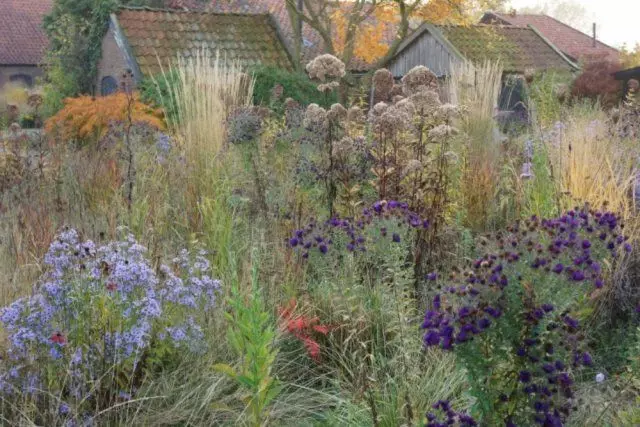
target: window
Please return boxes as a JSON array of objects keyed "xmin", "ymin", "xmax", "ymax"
[
  {"xmin": 101, "ymin": 76, "xmax": 118, "ymax": 96},
  {"xmin": 9, "ymin": 74, "xmax": 33, "ymax": 87}
]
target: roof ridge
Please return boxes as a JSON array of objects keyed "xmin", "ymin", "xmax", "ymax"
[
  {"xmin": 435, "ymin": 23, "xmax": 533, "ymax": 30},
  {"xmin": 118, "ymin": 5, "xmax": 271, "ymax": 18},
  {"xmin": 492, "ymin": 11, "xmax": 619, "ymax": 52}
]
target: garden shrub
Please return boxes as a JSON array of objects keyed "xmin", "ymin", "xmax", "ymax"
[
  {"xmin": 44, "ymin": 93, "xmax": 165, "ymax": 144},
  {"xmin": 0, "ymin": 228, "xmax": 220, "ymax": 422},
  {"xmin": 251, "ymin": 65, "xmax": 337, "ymax": 111},
  {"xmin": 571, "ymin": 61, "xmax": 622, "ymax": 109}
]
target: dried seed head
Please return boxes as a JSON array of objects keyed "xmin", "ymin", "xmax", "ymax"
[
  {"xmin": 328, "ymin": 103, "xmax": 348, "ymax": 123},
  {"xmin": 347, "ymin": 105, "xmax": 365, "ymax": 123},
  {"xmin": 306, "ymin": 54, "xmax": 346, "ymax": 82},
  {"xmin": 409, "ymin": 90, "xmax": 441, "ymax": 115},
  {"xmin": 402, "ymin": 65, "xmax": 438, "ymax": 95},
  {"xmin": 373, "ymin": 68, "xmax": 394, "ymax": 102},
  {"xmin": 303, "ymin": 103, "xmax": 328, "ymax": 130}
]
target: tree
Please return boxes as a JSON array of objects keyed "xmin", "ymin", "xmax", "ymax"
[
  {"xmin": 621, "ymin": 43, "xmax": 640, "ymax": 68},
  {"xmin": 285, "ymin": 0, "xmax": 510, "ymax": 70}
]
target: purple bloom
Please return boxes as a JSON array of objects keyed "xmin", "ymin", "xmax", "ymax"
[
  {"xmin": 424, "ymin": 330, "xmax": 440, "ymax": 346},
  {"xmin": 571, "ymin": 270, "xmax": 585, "ymax": 281},
  {"xmin": 519, "ymin": 370, "xmax": 532, "ymax": 383},
  {"xmin": 552, "ymin": 263, "xmax": 564, "ymax": 274},
  {"xmin": 426, "ymin": 272, "xmax": 438, "ymax": 281},
  {"xmin": 392, "ymin": 233, "xmax": 401, "ymax": 243}
]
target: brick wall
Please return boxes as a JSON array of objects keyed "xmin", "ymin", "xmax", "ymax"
[
  {"xmin": 0, "ymin": 65, "xmax": 43, "ymax": 89},
  {"xmin": 96, "ymin": 24, "xmax": 132, "ymax": 95}
]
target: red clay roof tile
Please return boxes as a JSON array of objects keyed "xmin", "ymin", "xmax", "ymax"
[
  {"xmin": 480, "ymin": 12, "xmax": 620, "ymax": 64},
  {"xmin": 116, "ymin": 8, "xmax": 292, "ymax": 75},
  {"xmin": 0, "ymin": 0, "xmax": 52, "ymax": 65}
]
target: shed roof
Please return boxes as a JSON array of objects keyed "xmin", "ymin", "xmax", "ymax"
[
  {"xmin": 613, "ymin": 66, "xmax": 640, "ymax": 81},
  {"xmin": 391, "ymin": 23, "xmax": 578, "ymax": 74},
  {"xmin": 480, "ymin": 12, "xmax": 620, "ymax": 64},
  {"xmin": 0, "ymin": 0, "xmax": 52, "ymax": 65},
  {"xmin": 114, "ymin": 7, "xmax": 292, "ymax": 76}
]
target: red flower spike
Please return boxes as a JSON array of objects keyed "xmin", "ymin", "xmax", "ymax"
[{"xmin": 106, "ymin": 282, "xmax": 118, "ymax": 292}]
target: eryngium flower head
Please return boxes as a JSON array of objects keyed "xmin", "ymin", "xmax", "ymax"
[
  {"xmin": 306, "ymin": 54, "xmax": 346, "ymax": 82},
  {"xmin": 401, "ymin": 65, "xmax": 438, "ymax": 96}
]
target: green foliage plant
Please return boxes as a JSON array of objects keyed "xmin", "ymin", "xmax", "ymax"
[{"xmin": 214, "ymin": 258, "xmax": 282, "ymax": 426}]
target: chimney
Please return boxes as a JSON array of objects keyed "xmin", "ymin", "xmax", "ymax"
[{"xmin": 592, "ymin": 22, "xmax": 597, "ymax": 47}]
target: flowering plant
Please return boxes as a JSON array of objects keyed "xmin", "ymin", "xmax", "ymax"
[
  {"xmin": 0, "ymin": 228, "xmax": 220, "ymax": 420},
  {"xmin": 421, "ymin": 209, "xmax": 631, "ymax": 425}
]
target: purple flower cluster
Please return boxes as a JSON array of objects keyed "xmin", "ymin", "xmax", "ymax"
[
  {"xmin": 420, "ymin": 208, "xmax": 628, "ymax": 426},
  {"xmin": 426, "ymin": 400, "xmax": 477, "ymax": 427},
  {"xmin": 0, "ymin": 228, "xmax": 220, "ymax": 411},
  {"xmin": 288, "ymin": 200, "xmax": 429, "ymax": 258}
]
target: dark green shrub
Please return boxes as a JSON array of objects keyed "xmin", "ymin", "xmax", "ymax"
[{"xmin": 250, "ymin": 66, "xmax": 337, "ymax": 112}]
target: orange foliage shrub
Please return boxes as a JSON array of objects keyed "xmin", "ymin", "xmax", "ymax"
[{"xmin": 45, "ymin": 93, "xmax": 165, "ymax": 142}]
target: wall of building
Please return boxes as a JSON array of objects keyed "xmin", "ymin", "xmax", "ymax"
[
  {"xmin": 0, "ymin": 65, "xmax": 44, "ymax": 89},
  {"xmin": 388, "ymin": 32, "xmax": 459, "ymax": 79},
  {"xmin": 96, "ymin": 24, "xmax": 133, "ymax": 96}
]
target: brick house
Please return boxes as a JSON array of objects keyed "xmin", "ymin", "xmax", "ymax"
[
  {"xmin": 96, "ymin": 7, "xmax": 293, "ymax": 95},
  {"xmin": 480, "ymin": 11, "xmax": 620, "ymax": 64},
  {"xmin": 0, "ymin": 0, "xmax": 52, "ymax": 88}
]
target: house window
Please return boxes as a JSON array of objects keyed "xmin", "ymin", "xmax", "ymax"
[
  {"xmin": 101, "ymin": 76, "xmax": 118, "ymax": 96},
  {"xmin": 9, "ymin": 74, "xmax": 33, "ymax": 87}
]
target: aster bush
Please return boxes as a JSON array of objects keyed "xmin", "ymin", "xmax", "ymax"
[
  {"xmin": 0, "ymin": 228, "xmax": 220, "ymax": 422},
  {"xmin": 421, "ymin": 208, "xmax": 632, "ymax": 425}
]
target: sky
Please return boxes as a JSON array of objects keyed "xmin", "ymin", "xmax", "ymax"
[{"xmin": 507, "ymin": 0, "xmax": 640, "ymax": 48}]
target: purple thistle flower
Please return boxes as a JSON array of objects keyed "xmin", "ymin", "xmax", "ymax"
[{"xmin": 392, "ymin": 233, "xmax": 401, "ymax": 243}]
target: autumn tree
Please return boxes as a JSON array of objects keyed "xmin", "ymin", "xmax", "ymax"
[
  {"xmin": 621, "ymin": 43, "xmax": 640, "ymax": 68},
  {"xmin": 285, "ymin": 0, "xmax": 507, "ymax": 70}
]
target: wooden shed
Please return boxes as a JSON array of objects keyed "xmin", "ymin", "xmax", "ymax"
[
  {"xmin": 386, "ymin": 23, "xmax": 578, "ymax": 78},
  {"xmin": 385, "ymin": 23, "xmax": 578, "ymax": 113},
  {"xmin": 613, "ymin": 66, "xmax": 640, "ymax": 98}
]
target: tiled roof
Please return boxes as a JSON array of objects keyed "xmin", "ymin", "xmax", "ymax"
[
  {"xmin": 176, "ymin": 0, "xmax": 324, "ymax": 64},
  {"xmin": 115, "ymin": 8, "xmax": 293, "ymax": 76},
  {"xmin": 0, "ymin": 0, "xmax": 52, "ymax": 65},
  {"xmin": 480, "ymin": 12, "xmax": 620, "ymax": 64},
  {"xmin": 435, "ymin": 24, "xmax": 577, "ymax": 73},
  {"xmin": 172, "ymin": 0, "xmax": 378, "ymax": 71}
]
